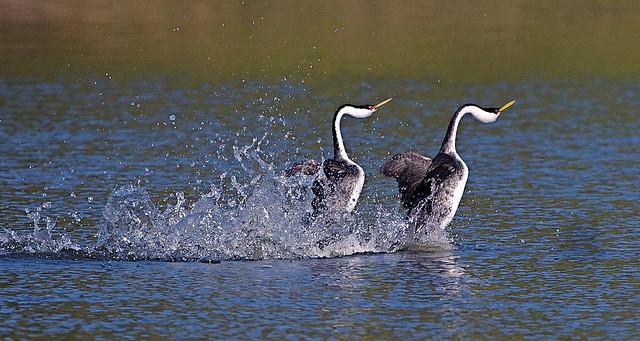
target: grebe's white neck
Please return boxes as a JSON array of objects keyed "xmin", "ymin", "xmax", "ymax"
[
  {"xmin": 332, "ymin": 105, "xmax": 375, "ymax": 163},
  {"xmin": 439, "ymin": 104, "xmax": 500, "ymax": 155}
]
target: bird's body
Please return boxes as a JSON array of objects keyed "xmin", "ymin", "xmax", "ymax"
[
  {"xmin": 311, "ymin": 159, "xmax": 364, "ymax": 213},
  {"xmin": 286, "ymin": 98, "xmax": 392, "ymax": 214},
  {"xmin": 383, "ymin": 151, "xmax": 468, "ymax": 229},
  {"xmin": 382, "ymin": 101, "xmax": 514, "ymax": 232}
]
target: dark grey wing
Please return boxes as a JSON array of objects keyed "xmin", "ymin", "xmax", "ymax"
[
  {"xmin": 380, "ymin": 151, "xmax": 432, "ymax": 183},
  {"xmin": 285, "ymin": 159, "xmax": 320, "ymax": 176},
  {"xmin": 380, "ymin": 151, "xmax": 432, "ymax": 207},
  {"xmin": 407, "ymin": 154, "xmax": 457, "ymax": 212}
]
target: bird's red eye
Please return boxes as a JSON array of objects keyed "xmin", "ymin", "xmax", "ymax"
[{"xmin": 368, "ymin": 105, "xmax": 375, "ymax": 110}]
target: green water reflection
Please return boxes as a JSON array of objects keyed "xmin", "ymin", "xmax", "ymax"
[{"xmin": 2, "ymin": 0, "xmax": 640, "ymax": 82}]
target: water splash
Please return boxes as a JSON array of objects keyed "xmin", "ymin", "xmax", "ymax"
[
  {"xmin": 404, "ymin": 199, "xmax": 457, "ymax": 252},
  {"xmin": 0, "ymin": 140, "xmax": 452, "ymax": 261},
  {"xmin": 1, "ymin": 203, "xmax": 82, "ymax": 257}
]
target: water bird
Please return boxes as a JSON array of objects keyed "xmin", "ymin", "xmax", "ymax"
[
  {"xmin": 381, "ymin": 100, "xmax": 515, "ymax": 232},
  {"xmin": 286, "ymin": 98, "xmax": 393, "ymax": 214}
]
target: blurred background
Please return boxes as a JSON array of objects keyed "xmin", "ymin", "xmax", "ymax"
[{"xmin": 2, "ymin": 0, "xmax": 639, "ymax": 83}]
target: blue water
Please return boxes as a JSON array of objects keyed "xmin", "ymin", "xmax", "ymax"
[{"xmin": 1, "ymin": 77, "xmax": 639, "ymax": 338}]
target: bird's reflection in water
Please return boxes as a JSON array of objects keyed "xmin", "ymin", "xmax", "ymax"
[
  {"xmin": 307, "ymin": 251, "xmax": 466, "ymax": 334},
  {"xmin": 311, "ymin": 251, "xmax": 464, "ymax": 290}
]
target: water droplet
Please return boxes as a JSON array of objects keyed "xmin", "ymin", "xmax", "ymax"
[
  {"xmin": 71, "ymin": 211, "xmax": 82, "ymax": 223},
  {"xmin": 169, "ymin": 114, "xmax": 176, "ymax": 121}
]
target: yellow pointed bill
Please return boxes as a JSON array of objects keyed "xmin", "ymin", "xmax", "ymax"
[
  {"xmin": 498, "ymin": 100, "xmax": 516, "ymax": 113},
  {"xmin": 374, "ymin": 98, "xmax": 393, "ymax": 108}
]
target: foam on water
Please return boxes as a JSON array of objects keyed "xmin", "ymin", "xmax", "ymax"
[{"xmin": 0, "ymin": 138, "xmax": 453, "ymax": 261}]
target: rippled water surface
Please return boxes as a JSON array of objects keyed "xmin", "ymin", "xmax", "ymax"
[
  {"xmin": 2, "ymin": 1, "xmax": 640, "ymax": 339},
  {"xmin": 2, "ymin": 76, "xmax": 638, "ymax": 339}
]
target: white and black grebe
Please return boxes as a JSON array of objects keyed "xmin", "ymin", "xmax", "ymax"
[
  {"xmin": 286, "ymin": 98, "xmax": 393, "ymax": 214},
  {"xmin": 381, "ymin": 100, "xmax": 515, "ymax": 232}
]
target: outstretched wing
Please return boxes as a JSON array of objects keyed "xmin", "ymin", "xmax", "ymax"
[
  {"xmin": 380, "ymin": 151, "xmax": 432, "ymax": 207},
  {"xmin": 285, "ymin": 159, "xmax": 321, "ymax": 176},
  {"xmin": 381, "ymin": 151, "xmax": 432, "ymax": 183},
  {"xmin": 408, "ymin": 154, "xmax": 457, "ymax": 212}
]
